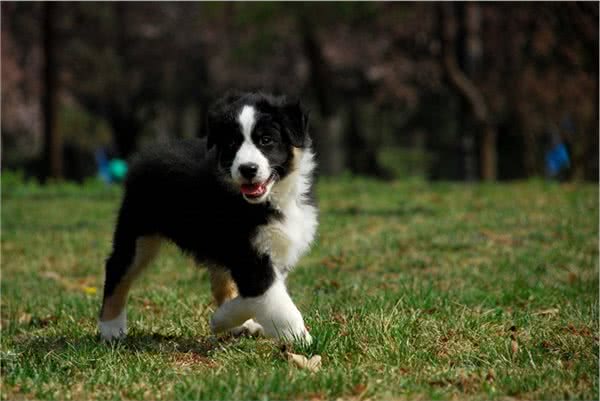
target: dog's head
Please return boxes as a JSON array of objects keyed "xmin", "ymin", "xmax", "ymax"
[{"xmin": 207, "ymin": 92, "xmax": 310, "ymax": 204}]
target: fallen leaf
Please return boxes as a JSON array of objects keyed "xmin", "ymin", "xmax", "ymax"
[
  {"xmin": 332, "ymin": 313, "xmax": 348, "ymax": 325},
  {"xmin": 286, "ymin": 352, "xmax": 322, "ymax": 373},
  {"xmin": 83, "ymin": 286, "xmax": 97, "ymax": 295},
  {"xmin": 352, "ymin": 383, "xmax": 368, "ymax": 396},
  {"xmin": 511, "ymin": 339, "xmax": 519, "ymax": 355},
  {"xmin": 534, "ymin": 308, "xmax": 559, "ymax": 316}
]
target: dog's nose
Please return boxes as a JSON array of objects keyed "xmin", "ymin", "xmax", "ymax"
[{"xmin": 239, "ymin": 163, "xmax": 259, "ymax": 180}]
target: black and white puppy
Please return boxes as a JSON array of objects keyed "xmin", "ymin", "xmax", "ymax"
[{"xmin": 98, "ymin": 93, "xmax": 317, "ymax": 343}]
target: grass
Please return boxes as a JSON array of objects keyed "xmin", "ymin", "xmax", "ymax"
[{"xmin": 1, "ymin": 175, "xmax": 598, "ymax": 400}]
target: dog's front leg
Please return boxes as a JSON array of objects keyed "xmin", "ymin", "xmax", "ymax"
[
  {"xmin": 211, "ymin": 279, "xmax": 311, "ymax": 344},
  {"xmin": 251, "ymin": 279, "xmax": 312, "ymax": 344}
]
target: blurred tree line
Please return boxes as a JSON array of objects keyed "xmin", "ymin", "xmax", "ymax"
[{"xmin": 2, "ymin": 2, "xmax": 598, "ymax": 182}]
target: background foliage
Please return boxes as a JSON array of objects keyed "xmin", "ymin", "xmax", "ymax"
[{"xmin": 2, "ymin": 2, "xmax": 598, "ymax": 182}]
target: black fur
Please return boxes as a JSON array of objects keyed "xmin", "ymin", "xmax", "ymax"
[{"xmin": 102, "ymin": 93, "xmax": 311, "ymax": 303}]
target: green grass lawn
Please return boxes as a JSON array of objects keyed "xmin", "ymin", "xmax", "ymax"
[{"xmin": 1, "ymin": 176, "xmax": 598, "ymax": 400}]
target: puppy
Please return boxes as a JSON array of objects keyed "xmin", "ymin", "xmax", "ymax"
[{"xmin": 98, "ymin": 93, "xmax": 317, "ymax": 343}]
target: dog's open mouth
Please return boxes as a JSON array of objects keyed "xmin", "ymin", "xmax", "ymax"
[{"xmin": 240, "ymin": 174, "xmax": 276, "ymax": 199}]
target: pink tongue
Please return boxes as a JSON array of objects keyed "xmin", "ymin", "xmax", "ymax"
[{"xmin": 241, "ymin": 182, "xmax": 266, "ymax": 196}]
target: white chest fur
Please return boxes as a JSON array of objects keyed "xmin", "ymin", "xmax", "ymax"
[
  {"xmin": 251, "ymin": 148, "xmax": 317, "ymax": 273},
  {"xmin": 253, "ymin": 201, "xmax": 317, "ymax": 272}
]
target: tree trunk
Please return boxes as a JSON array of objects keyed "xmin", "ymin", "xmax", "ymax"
[
  {"xmin": 589, "ymin": 78, "xmax": 599, "ymax": 181},
  {"xmin": 320, "ymin": 115, "xmax": 346, "ymax": 176},
  {"xmin": 439, "ymin": 3, "xmax": 497, "ymax": 181},
  {"xmin": 346, "ymin": 101, "xmax": 392, "ymax": 178},
  {"xmin": 457, "ymin": 3, "xmax": 476, "ymax": 181},
  {"xmin": 480, "ymin": 124, "xmax": 497, "ymax": 180},
  {"xmin": 298, "ymin": 13, "xmax": 345, "ymax": 175},
  {"xmin": 41, "ymin": 2, "xmax": 62, "ymax": 180},
  {"xmin": 299, "ymin": 14, "xmax": 333, "ymax": 118},
  {"xmin": 107, "ymin": 3, "xmax": 140, "ymax": 159}
]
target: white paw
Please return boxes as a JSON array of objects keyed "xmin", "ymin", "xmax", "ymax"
[
  {"xmin": 253, "ymin": 281, "xmax": 313, "ymax": 344},
  {"xmin": 230, "ymin": 319, "xmax": 264, "ymax": 337},
  {"xmin": 210, "ymin": 281, "xmax": 313, "ymax": 345},
  {"xmin": 261, "ymin": 320, "xmax": 313, "ymax": 344},
  {"xmin": 98, "ymin": 310, "xmax": 127, "ymax": 341},
  {"xmin": 256, "ymin": 307, "xmax": 312, "ymax": 344}
]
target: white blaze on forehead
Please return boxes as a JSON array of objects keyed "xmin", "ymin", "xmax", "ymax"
[
  {"xmin": 238, "ymin": 105, "xmax": 256, "ymax": 140},
  {"xmin": 232, "ymin": 105, "xmax": 271, "ymax": 185}
]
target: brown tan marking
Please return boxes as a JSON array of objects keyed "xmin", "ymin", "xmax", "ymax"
[
  {"xmin": 100, "ymin": 236, "xmax": 162, "ymax": 321},
  {"xmin": 292, "ymin": 147, "xmax": 304, "ymax": 170},
  {"xmin": 208, "ymin": 267, "xmax": 238, "ymax": 306}
]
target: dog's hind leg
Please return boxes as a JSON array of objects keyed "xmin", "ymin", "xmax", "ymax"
[
  {"xmin": 209, "ymin": 267, "xmax": 238, "ymax": 306},
  {"xmin": 99, "ymin": 232, "xmax": 162, "ymax": 340},
  {"xmin": 208, "ymin": 267, "xmax": 264, "ymax": 336}
]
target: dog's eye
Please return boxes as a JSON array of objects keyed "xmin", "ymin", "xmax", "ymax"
[{"xmin": 259, "ymin": 135, "xmax": 273, "ymax": 146}]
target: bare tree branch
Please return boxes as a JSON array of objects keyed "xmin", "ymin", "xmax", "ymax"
[
  {"xmin": 439, "ymin": 3, "xmax": 489, "ymax": 124},
  {"xmin": 438, "ymin": 3, "xmax": 496, "ymax": 181}
]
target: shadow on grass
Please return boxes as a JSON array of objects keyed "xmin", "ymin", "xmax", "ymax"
[
  {"xmin": 115, "ymin": 332, "xmax": 221, "ymax": 355},
  {"xmin": 326, "ymin": 205, "xmax": 437, "ymax": 217},
  {"xmin": 9, "ymin": 331, "xmax": 239, "ymax": 357}
]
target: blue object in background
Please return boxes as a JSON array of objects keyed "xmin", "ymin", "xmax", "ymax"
[
  {"xmin": 546, "ymin": 143, "xmax": 570, "ymax": 177},
  {"xmin": 95, "ymin": 149, "xmax": 112, "ymax": 183},
  {"xmin": 95, "ymin": 148, "xmax": 128, "ymax": 183}
]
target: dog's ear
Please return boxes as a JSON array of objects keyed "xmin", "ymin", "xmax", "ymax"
[
  {"xmin": 281, "ymin": 100, "xmax": 309, "ymax": 148},
  {"xmin": 206, "ymin": 92, "xmax": 242, "ymax": 150}
]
